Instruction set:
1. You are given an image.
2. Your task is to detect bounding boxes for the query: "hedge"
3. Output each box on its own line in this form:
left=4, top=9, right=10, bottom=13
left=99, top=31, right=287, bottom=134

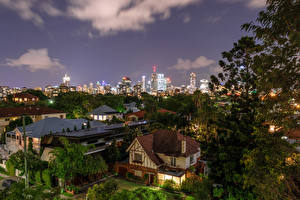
left=5, top=160, right=15, bottom=176
left=42, top=169, right=52, bottom=188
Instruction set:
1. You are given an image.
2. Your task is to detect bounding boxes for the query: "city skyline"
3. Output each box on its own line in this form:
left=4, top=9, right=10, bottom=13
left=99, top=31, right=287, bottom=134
left=0, top=0, right=265, bottom=87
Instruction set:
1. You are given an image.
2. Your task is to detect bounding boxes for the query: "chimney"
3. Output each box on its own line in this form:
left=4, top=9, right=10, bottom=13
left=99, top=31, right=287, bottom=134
left=181, top=139, right=186, bottom=154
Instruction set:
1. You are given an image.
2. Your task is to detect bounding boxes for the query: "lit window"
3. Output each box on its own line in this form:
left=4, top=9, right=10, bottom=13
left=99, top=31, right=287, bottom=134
left=164, top=175, right=172, bottom=180
left=269, top=125, right=275, bottom=133
left=170, top=157, right=176, bottom=167
left=94, top=115, right=98, bottom=120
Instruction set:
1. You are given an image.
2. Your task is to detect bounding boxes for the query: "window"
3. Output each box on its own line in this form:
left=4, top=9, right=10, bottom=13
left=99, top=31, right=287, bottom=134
left=134, top=170, right=142, bottom=177
left=60, top=115, right=64, bottom=119
left=170, top=157, right=176, bottom=167
left=134, top=153, right=142, bottom=163
left=190, top=154, right=195, bottom=164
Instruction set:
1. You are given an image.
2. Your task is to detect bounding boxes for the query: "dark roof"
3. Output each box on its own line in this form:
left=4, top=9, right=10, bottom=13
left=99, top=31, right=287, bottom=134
left=0, top=106, right=65, bottom=117
left=137, top=134, right=164, bottom=166
left=126, top=109, right=176, bottom=119
left=89, top=105, right=118, bottom=115
left=13, top=93, right=38, bottom=99
left=136, top=130, right=200, bottom=165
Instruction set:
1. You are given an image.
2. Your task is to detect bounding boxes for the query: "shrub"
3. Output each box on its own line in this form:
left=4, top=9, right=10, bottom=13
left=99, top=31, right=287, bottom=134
left=181, top=176, right=201, bottom=194
left=126, top=172, right=134, bottom=179
left=6, top=160, right=15, bottom=176
left=35, top=171, right=42, bottom=185
left=42, top=169, right=52, bottom=188
left=162, top=179, right=176, bottom=191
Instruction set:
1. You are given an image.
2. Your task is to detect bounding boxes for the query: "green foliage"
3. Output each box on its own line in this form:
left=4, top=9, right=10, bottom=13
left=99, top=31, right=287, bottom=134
left=110, top=188, right=167, bottom=200
left=66, top=128, right=70, bottom=132
left=5, top=160, right=15, bottom=176
left=181, top=176, right=212, bottom=200
left=50, top=138, right=107, bottom=187
left=0, top=180, right=60, bottom=200
left=162, top=179, right=176, bottom=191
left=103, top=140, right=120, bottom=164
left=86, top=179, right=118, bottom=200
left=42, top=169, right=52, bottom=188
left=35, top=170, right=42, bottom=185
left=7, top=150, right=46, bottom=175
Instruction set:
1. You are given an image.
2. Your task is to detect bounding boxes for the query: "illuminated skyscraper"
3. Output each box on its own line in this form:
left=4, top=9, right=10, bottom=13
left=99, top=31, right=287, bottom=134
left=63, top=74, right=70, bottom=86
left=157, top=73, right=167, bottom=91
left=118, top=76, right=132, bottom=95
left=189, top=72, right=197, bottom=93
left=200, top=79, right=209, bottom=93
left=142, top=75, right=146, bottom=92
left=150, top=66, right=158, bottom=93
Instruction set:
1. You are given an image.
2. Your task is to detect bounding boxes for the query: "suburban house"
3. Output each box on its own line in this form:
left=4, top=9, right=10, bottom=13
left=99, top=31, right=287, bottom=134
left=89, top=105, right=122, bottom=121
left=0, top=106, right=66, bottom=133
left=4, top=117, right=147, bottom=162
left=5, top=117, right=92, bottom=155
left=12, top=93, right=39, bottom=104
left=124, top=102, right=140, bottom=113
left=125, top=109, right=176, bottom=122
left=116, top=130, right=202, bottom=185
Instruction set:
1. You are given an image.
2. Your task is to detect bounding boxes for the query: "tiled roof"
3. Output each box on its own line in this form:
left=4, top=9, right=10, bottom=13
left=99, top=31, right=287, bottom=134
left=136, top=130, right=200, bottom=165
left=0, top=106, right=65, bottom=117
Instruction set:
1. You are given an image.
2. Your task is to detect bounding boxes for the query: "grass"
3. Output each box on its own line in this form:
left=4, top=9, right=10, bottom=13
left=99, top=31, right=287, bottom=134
left=0, top=176, right=4, bottom=180
left=112, top=178, right=185, bottom=200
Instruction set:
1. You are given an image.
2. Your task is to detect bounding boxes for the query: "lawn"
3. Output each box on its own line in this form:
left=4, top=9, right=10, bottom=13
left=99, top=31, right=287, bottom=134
left=113, top=178, right=190, bottom=200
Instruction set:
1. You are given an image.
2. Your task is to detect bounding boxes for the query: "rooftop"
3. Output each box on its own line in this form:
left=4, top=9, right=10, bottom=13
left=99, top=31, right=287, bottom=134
left=89, top=105, right=119, bottom=115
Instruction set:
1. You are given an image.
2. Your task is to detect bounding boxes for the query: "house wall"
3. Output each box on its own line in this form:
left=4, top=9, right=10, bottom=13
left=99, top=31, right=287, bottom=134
left=6, top=130, right=41, bottom=154
left=128, top=140, right=157, bottom=170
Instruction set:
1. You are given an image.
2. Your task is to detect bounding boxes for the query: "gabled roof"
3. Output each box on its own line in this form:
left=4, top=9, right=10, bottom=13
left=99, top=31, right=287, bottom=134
left=132, top=130, right=200, bottom=165
left=89, top=105, right=118, bottom=115
left=135, top=135, right=164, bottom=166
left=0, top=106, right=65, bottom=118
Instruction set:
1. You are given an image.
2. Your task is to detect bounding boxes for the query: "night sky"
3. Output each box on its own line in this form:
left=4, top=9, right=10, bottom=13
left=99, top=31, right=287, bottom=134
left=0, top=0, right=266, bottom=88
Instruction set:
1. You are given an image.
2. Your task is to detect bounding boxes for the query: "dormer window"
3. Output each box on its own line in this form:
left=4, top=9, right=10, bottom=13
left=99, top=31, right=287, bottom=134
left=170, top=157, right=176, bottom=167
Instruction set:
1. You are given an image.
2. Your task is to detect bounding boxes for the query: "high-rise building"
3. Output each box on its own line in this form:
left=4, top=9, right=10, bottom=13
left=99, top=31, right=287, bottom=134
left=63, top=74, right=70, bottom=86
left=200, top=79, right=209, bottom=93
left=118, top=76, right=132, bottom=95
left=83, top=84, right=88, bottom=93
left=188, top=72, right=197, bottom=94
left=89, top=82, right=94, bottom=94
left=157, top=73, right=167, bottom=91
left=150, top=66, right=158, bottom=93
left=142, top=75, right=146, bottom=93
left=133, top=82, right=143, bottom=96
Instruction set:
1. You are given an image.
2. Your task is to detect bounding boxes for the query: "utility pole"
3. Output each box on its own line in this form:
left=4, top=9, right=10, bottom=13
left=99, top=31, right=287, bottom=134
left=22, top=116, right=28, bottom=188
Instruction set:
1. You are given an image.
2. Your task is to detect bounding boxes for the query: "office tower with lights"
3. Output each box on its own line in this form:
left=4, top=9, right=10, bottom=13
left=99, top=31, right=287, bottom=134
left=142, top=75, right=146, bottom=92
left=118, top=76, right=132, bottom=95
left=157, top=73, right=167, bottom=91
left=133, top=81, right=143, bottom=96
left=200, top=79, right=209, bottom=93
left=150, top=66, right=158, bottom=94
left=83, top=84, right=88, bottom=93
left=63, top=74, right=70, bottom=86
left=189, top=72, right=197, bottom=93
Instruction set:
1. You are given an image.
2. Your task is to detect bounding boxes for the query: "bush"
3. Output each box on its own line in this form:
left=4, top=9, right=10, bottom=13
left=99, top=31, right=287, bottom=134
left=35, top=171, right=42, bottom=185
left=42, top=169, right=52, bottom=188
left=6, top=160, right=15, bottom=176
left=162, top=179, right=176, bottom=191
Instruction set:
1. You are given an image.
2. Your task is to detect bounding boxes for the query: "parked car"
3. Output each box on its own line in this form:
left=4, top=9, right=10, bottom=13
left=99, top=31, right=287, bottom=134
left=2, top=179, right=16, bottom=188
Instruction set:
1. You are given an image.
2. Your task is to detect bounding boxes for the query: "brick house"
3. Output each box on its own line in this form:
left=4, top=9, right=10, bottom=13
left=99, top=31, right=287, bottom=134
left=116, top=130, right=202, bottom=185
left=12, top=93, right=39, bottom=104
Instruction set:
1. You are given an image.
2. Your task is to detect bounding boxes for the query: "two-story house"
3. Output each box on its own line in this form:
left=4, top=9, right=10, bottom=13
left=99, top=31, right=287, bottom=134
left=116, top=130, right=201, bottom=185
left=0, top=106, right=66, bottom=133
left=89, top=105, right=122, bottom=121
